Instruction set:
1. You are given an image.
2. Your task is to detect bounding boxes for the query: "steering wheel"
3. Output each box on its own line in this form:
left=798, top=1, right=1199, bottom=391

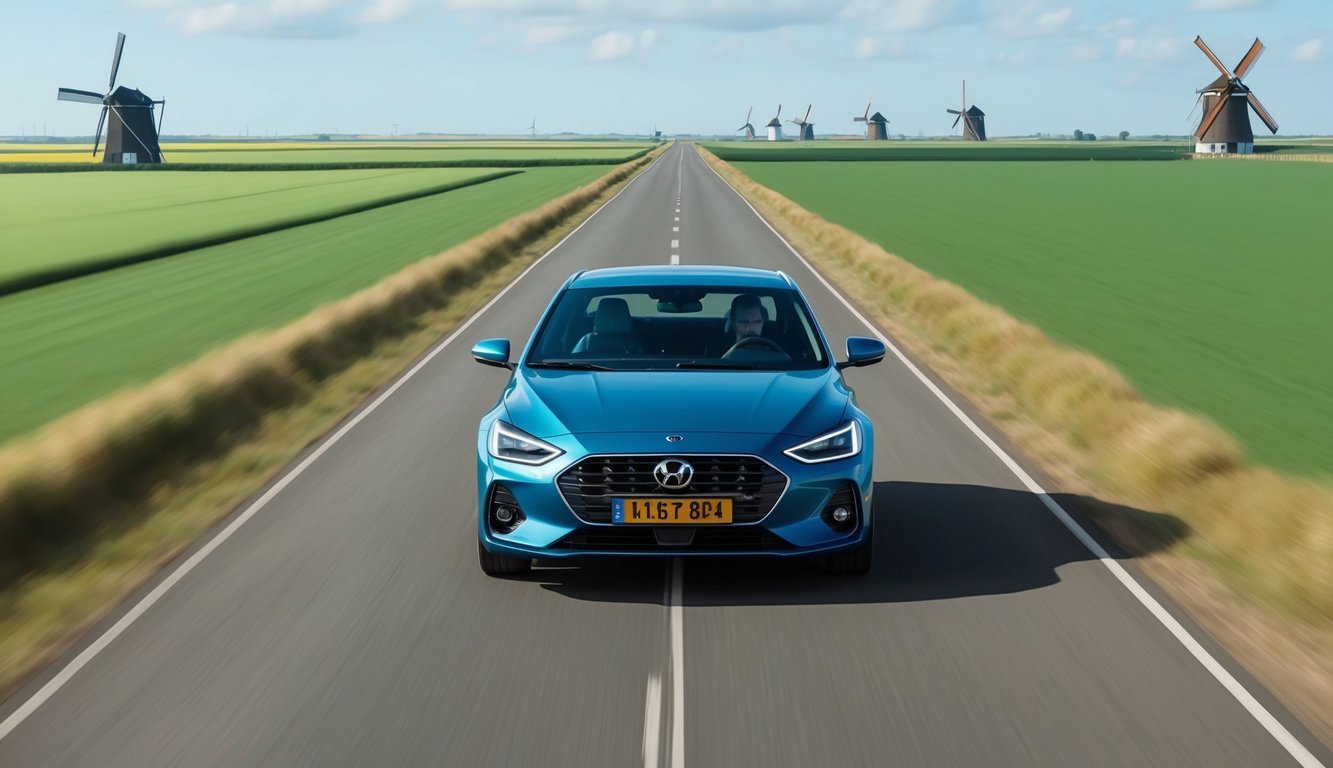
left=722, top=335, right=789, bottom=359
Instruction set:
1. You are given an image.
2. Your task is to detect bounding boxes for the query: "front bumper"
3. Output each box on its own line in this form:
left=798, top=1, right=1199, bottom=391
left=476, top=429, right=873, bottom=558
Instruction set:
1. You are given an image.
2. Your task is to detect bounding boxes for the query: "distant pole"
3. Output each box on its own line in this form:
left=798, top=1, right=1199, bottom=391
left=392, top=123, right=398, bottom=137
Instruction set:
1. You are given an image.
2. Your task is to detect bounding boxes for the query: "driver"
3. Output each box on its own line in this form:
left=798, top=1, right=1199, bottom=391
left=706, top=293, right=768, bottom=357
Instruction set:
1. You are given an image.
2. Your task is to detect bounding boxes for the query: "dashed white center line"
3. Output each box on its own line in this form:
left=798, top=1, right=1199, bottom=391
left=643, top=673, right=662, bottom=768
left=670, top=254, right=680, bottom=265
left=670, top=239, right=679, bottom=249
left=672, top=226, right=679, bottom=232
left=670, top=558, right=684, bottom=768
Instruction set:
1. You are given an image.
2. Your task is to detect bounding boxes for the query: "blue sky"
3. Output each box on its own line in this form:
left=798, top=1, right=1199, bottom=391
left=6, top=0, right=1329, bottom=138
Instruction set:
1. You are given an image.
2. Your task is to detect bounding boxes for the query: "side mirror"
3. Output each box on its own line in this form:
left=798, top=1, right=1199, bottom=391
left=471, top=338, right=513, bottom=370
left=836, top=336, right=886, bottom=370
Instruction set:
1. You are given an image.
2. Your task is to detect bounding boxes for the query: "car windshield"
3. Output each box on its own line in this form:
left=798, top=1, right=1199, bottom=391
left=527, top=285, right=830, bottom=371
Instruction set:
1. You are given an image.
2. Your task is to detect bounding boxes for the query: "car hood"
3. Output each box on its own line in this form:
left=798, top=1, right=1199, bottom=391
left=505, top=368, right=850, bottom=439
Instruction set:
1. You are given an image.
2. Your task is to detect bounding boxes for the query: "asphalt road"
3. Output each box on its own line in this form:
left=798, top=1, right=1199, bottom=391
left=2, top=143, right=1328, bottom=767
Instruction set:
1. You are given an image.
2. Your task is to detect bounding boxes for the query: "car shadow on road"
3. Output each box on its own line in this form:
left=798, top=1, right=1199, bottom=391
left=529, top=481, right=1188, bottom=607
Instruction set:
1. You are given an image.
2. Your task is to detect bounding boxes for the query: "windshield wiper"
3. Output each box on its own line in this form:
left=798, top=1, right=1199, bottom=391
left=675, top=360, right=765, bottom=370
left=528, top=360, right=617, bottom=371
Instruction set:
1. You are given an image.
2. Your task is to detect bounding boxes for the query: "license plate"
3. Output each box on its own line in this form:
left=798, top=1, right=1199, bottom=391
left=612, top=497, right=733, bottom=524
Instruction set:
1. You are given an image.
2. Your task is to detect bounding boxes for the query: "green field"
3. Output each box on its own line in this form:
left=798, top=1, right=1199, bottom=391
left=707, top=139, right=1333, bottom=162
left=0, top=165, right=607, bottom=441
left=728, top=158, right=1333, bottom=477
left=709, top=140, right=1192, bottom=162
left=0, top=141, right=653, bottom=166
left=0, top=168, right=514, bottom=291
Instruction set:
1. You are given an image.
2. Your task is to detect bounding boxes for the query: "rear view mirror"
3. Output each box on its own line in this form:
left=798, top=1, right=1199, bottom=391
left=471, top=338, right=513, bottom=370
left=836, top=337, right=886, bottom=370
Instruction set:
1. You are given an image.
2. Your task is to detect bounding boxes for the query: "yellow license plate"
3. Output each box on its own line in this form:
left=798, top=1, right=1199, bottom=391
left=612, top=497, right=733, bottom=524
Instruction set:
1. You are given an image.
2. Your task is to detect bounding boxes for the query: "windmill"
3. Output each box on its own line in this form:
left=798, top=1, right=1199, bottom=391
left=946, top=80, right=986, bottom=141
left=1192, top=36, right=1278, bottom=154
left=766, top=104, right=783, bottom=141
left=528, top=117, right=537, bottom=138
left=852, top=100, right=889, bottom=140
left=57, top=33, right=164, bottom=164
left=788, top=104, right=815, bottom=141
left=737, top=107, right=756, bottom=140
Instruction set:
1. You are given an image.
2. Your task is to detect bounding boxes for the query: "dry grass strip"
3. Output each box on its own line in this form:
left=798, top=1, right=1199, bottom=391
left=696, top=144, right=1333, bottom=742
left=0, top=146, right=665, bottom=693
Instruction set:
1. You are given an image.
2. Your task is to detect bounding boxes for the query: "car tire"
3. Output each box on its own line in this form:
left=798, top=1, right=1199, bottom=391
left=824, top=529, right=873, bottom=576
left=478, top=540, right=532, bottom=576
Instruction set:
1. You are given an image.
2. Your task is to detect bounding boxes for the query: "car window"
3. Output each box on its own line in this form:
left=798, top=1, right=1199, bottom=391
left=528, top=286, right=829, bottom=371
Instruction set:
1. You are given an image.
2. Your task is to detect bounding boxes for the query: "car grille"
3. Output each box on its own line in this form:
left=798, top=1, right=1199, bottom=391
left=553, top=527, right=793, bottom=551
left=557, top=454, right=787, bottom=524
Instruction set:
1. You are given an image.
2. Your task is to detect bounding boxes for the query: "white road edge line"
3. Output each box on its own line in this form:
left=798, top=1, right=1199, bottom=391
left=697, top=148, right=1326, bottom=768
left=0, top=149, right=669, bottom=745
left=670, top=557, right=685, bottom=768
left=643, top=673, right=662, bottom=768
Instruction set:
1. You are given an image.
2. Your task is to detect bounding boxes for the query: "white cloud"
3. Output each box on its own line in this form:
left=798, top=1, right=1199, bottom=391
left=992, top=50, right=1028, bottom=64
left=141, top=0, right=354, bottom=36
left=1291, top=38, right=1323, bottom=62
left=1114, top=36, right=1178, bottom=61
left=853, top=36, right=909, bottom=59
left=359, top=0, right=414, bottom=23
left=589, top=30, right=636, bottom=61
left=1187, top=0, right=1270, bottom=10
left=985, top=1, right=1072, bottom=38
left=442, top=0, right=834, bottom=31
left=639, top=29, right=657, bottom=51
left=839, top=0, right=978, bottom=34
left=1095, top=17, right=1135, bottom=36
left=522, top=25, right=580, bottom=48
left=180, top=3, right=243, bottom=35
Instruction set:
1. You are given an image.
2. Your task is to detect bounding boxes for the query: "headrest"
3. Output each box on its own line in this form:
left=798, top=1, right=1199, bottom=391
left=593, top=298, right=632, bottom=335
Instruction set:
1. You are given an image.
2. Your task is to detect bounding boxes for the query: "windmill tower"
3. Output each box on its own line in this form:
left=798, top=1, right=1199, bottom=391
left=1192, top=36, right=1278, bottom=154
left=946, top=80, right=986, bottom=141
left=766, top=104, right=783, bottom=141
left=57, top=33, right=165, bottom=164
left=853, top=100, right=888, bottom=140
left=737, top=107, right=756, bottom=140
left=788, top=105, right=815, bottom=141
left=528, top=117, right=537, bottom=138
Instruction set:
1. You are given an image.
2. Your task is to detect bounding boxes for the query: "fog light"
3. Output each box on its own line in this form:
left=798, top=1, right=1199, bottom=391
left=488, top=485, right=525, bottom=534
left=831, top=506, right=851, bottom=523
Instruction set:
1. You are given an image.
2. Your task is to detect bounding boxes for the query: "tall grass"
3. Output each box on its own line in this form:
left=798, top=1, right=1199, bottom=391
left=696, top=145, right=1333, bottom=625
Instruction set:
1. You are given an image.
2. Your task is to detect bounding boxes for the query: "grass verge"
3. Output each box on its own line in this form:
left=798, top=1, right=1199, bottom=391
left=695, top=144, right=1333, bottom=743
left=0, top=144, right=666, bottom=696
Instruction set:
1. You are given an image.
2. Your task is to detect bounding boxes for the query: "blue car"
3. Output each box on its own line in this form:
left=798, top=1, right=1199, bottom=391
left=472, top=265, right=885, bottom=576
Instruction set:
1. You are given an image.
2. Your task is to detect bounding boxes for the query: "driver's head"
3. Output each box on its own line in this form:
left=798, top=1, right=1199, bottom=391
left=730, top=294, right=765, bottom=340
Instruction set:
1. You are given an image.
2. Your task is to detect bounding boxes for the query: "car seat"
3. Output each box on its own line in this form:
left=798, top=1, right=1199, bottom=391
left=572, top=298, right=644, bottom=355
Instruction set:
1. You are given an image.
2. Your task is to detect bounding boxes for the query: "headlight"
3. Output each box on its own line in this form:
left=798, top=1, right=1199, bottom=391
left=783, top=421, right=861, bottom=464
left=489, top=421, right=564, bottom=466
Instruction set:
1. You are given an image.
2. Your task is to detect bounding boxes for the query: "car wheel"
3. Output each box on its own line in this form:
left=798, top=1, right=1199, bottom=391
left=478, top=540, right=532, bottom=576
left=824, top=528, right=873, bottom=576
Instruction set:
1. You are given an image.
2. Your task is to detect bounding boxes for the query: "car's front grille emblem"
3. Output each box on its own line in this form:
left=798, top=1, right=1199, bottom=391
left=665, top=435, right=683, bottom=443
left=653, top=459, right=694, bottom=490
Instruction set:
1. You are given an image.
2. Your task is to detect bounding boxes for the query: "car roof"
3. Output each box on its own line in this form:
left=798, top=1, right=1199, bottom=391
left=569, top=265, right=796, bottom=290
